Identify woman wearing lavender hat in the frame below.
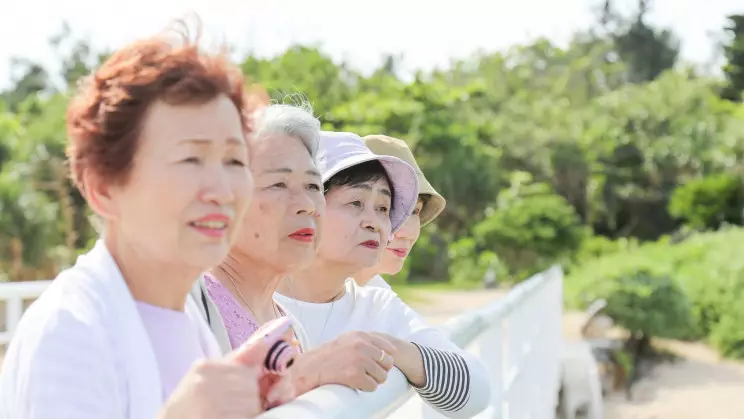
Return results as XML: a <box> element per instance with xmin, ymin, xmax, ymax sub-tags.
<box><xmin>275</xmin><ymin>131</ymin><xmax>490</xmax><ymax>418</ymax></box>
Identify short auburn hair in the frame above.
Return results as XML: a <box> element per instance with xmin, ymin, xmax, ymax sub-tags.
<box><xmin>66</xmin><ymin>19</ymin><xmax>266</xmax><ymax>191</ymax></box>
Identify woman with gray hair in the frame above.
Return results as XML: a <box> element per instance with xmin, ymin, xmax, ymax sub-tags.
<box><xmin>191</xmin><ymin>102</ymin><xmax>322</xmax><ymax>359</ymax></box>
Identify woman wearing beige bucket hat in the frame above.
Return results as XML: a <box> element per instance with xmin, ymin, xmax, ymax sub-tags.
<box><xmin>353</xmin><ymin>134</ymin><xmax>446</xmax><ymax>290</ymax></box>
<box><xmin>275</xmin><ymin>131</ymin><xmax>489</xmax><ymax>417</ymax></box>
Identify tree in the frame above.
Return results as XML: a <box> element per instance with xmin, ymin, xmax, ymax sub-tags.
<box><xmin>721</xmin><ymin>14</ymin><xmax>744</xmax><ymax>102</ymax></box>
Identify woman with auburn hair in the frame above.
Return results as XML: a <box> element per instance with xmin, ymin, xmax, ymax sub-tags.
<box><xmin>0</xmin><ymin>21</ymin><xmax>291</xmax><ymax>419</ymax></box>
<box><xmin>353</xmin><ymin>134</ymin><xmax>446</xmax><ymax>289</ymax></box>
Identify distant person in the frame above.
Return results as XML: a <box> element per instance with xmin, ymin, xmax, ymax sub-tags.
<box><xmin>275</xmin><ymin>131</ymin><xmax>490</xmax><ymax>418</ymax></box>
<box><xmin>0</xmin><ymin>20</ymin><xmax>290</xmax><ymax>419</ymax></box>
<box><xmin>352</xmin><ymin>135</ymin><xmax>446</xmax><ymax>290</ymax></box>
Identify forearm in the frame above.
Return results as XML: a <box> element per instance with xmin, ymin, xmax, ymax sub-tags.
<box><xmin>391</xmin><ymin>340</ymin><xmax>471</xmax><ymax>414</ymax></box>
<box><xmin>390</xmin><ymin>340</ymin><xmax>426</xmax><ymax>387</ymax></box>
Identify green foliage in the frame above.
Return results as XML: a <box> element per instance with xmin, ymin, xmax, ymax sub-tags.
<box><xmin>669</xmin><ymin>173</ymin><xmax>744</xmax><ymax>230</ymax></box>
<box><xmin>473</xmin><ymin>172</ymin><xmax>588</xmax><ymax>280</ymax></box>
<box><xmin>603</xmin><ymin>271</ymin><xmax>694</xmax><ymax>339</ymax></box>
<box><xmin>721</xmin><ymin>14</ymin><xmax>744</xmax><ymax>102</ymax></box>
<box><xmin>566</xmin><ymin>227</ymin><xmax>744</xmax><ymax>359</ymax></box>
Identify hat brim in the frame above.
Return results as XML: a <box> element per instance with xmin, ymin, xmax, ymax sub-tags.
<box><xmin>419</xmin><ymin>191</ymin><xmax>446</xmax><ymax>227</ymax></box>
<box><xmin>322</xmin><ymin>154</ymin><xmax>418</xmax><ymax>233</ymax></box>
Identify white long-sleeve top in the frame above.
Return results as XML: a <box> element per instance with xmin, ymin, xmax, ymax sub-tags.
<box><xmin>0</xmin><ymin>240</ymin><xmax>222</xmax><ymax>419</ymax></box>
<box><xmin>275</xmin><ymin>280</ymin><xmax>491</xmax><ymax>418</ymax></box>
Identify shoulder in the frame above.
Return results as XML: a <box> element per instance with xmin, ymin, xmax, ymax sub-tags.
<box><xmin>1</xmin><ymin>270</ymin><xmax>118</xmax><ymax>416</ymax></box>
<box><xmin>365</xmin><ymin>275</ymin><xmax>393</xmax><ymax>290</ymax></box>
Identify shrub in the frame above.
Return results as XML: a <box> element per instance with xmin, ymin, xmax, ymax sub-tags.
<box><xmin>566</xmin><ymin>227</ymin><xmax>744</xmax><ymax>359</ymax></box>
<box><xmin>473</xmin><ymin>172</ymin><xmax>588</xmax><ymax>281</ymax></box>
<box><xmin>669</xmin><ymin>173</ymin><xmax>744</xmax><ymax>230</ymax></box>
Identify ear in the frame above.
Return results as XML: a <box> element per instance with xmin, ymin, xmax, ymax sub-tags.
<box><xmin>82</xmin><ymin>170</ymin><xmax>120</xmax><ymax>222</ymax></box>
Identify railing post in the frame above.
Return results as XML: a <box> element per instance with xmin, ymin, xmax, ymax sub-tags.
<box><xmin>6</xmin><ymin>297</ymin><xmax>22</xmax><ymax>337</ymax></box>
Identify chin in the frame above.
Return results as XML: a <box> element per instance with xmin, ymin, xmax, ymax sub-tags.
<box><xmin>188</xmin><ymin>243</ymin><xmax>231</xmax><ymax>270</ymax></box>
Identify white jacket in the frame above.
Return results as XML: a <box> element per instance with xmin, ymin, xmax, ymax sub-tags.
<box><xmin>0</xmin><ymin>240</ymin><xmax>222</xmax><ymax>419</ymax></box>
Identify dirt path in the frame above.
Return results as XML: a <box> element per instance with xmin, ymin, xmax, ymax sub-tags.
<box><xmin>409</xmin><ymin>290</ymin><xmax>744</xmax><ymax>419</ymax></box>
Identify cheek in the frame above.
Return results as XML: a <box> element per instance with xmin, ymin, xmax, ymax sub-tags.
<box><xmin>232</xmin><ymin>169</ymin><xmax>254</xmax><ymax>216</ymax></box>
<box><xmin>238</xmin><ymin>196</ymin><xmax>281</xmax><ymax>247</ymax></box>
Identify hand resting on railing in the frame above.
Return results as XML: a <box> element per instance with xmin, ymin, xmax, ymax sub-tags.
<box><xmin>288</xmin><ymin>327</ymin><xmax>485</xmax><ymax>418</ymax></box>
<box><xmin>291</xmin><ymin>331</ymin><xmax>399</xmax><ymax>393</ymax></box>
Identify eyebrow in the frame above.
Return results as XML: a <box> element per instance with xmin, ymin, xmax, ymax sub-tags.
<box><xmin>179</xmin><ymin>137</ymin><xmax>244</xmax><ymax>146</ymax></box>
<box><xmin>351</xmin><ymin>183</ymin><xmax>392</xmax><ymax>197</ymax></box>
<box><xmin>264</xmin><ymin>167</ymin><xmax>321</xmax><ymax>177</ymax></box>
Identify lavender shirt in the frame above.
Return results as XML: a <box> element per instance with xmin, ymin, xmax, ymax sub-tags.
<box><xmin>204</xmin><ymin>274</ymin><xmax>293</xmax><ymax>350</ymax></box>
<box><xmin>136</xmin><ymin>302</ymin><xmax>205</xmax><ymax>400</ymax></box>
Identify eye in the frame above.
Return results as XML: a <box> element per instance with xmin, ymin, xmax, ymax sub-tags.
<box><xmin>349</xmin><ymin>200</ymin><xmax>362</xmax><ymax>208</ymax></box>
<box><xmin>307</xmin><ymin>183</ymin><xmax>321</xmax><ymax>192</ymax></box>
<box><xmin>271</xmin><ymin>182</ymin><xmax>288</xmax><ymax>188</ymax></box>
<box><xmin>378</xmin><ymin>205</ymin><xmax>390</xmax><ymax>214</ymax></box>
<box><xmin>181</xmin><ymin>157</ymin><xmax>200</xmax><ymax>164</ymax></box>
<box><xmin>227</xmin><ymin>158</ymin><xmax>246</xmax><ymax>167</ymax></box>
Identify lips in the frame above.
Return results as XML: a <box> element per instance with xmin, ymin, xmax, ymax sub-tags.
<box><xmin>189</xmin><ymin>213</ymin><xmax>230</xmax><ymax>238</ymax></box>
<box><xmin>360</xmin><ymin>240</ymin><xmax>380</xmax><ymax>249</ymax></box>
<box><xmin>387</xmin><ymin>248</ymin><xmax>408</xmax><ymax>258</ymax></box>
<box><xmin>288</xmin><ymin>228</ymin><xmax>315</xmax><ymax>243</ymax></box>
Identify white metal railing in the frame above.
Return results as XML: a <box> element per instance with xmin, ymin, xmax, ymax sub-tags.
<box><xmin>258</xmin><ymin>266</ymin><xmax>564</xmax><ymax>419</ymax></box>
<box><xmin>0</xmin><ymin>267</ymin><xmax>564</xmax><ymax>419</ymax></box>
<box><xmin>0</xmin><ymin>280</ymin><xmax>53</xmax><ymax>347</ymax></box>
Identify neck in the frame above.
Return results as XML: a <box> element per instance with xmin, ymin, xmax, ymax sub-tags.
<box><xmin>105</xmin><ymin>228</ymin><xmax>198</xmax><ymax>311</ymax></box>
<box><xmin>352</xmin><ymin>266</ymin><xmax>378</xmax><ymax>286</ymax></box>
<box><xmin>211</xmin><ymin>252</ymin><xmax>284</xmax><ymax>323</ymax></box>
<box><xmin>278</xmin><ymin>259</ymin><xmax>353</xmax><ymax>303</ymax></box>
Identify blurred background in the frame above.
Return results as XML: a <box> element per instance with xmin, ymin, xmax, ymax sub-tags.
<box><xmin>1</xmin><ymin>0</ymin><xmax>744</xmax><ymax>417</ymax></box>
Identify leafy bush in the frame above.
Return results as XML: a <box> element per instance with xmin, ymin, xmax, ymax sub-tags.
<box><xmin>603</xmin><ymin>271</ymin><xmax>695</xmax><ymax>339</ymax></box>
<box><xmin>566</xmin><ymin>227</ymin><xmax>744</xmax><ymax>358</ymax></box>
<box><xmin>473</xmin><ymin>172</ymin><xmax>588</xmax><ymax>281</ymax></box>
<box><xmin>447</xmin><ymin>237</ymin><xmax>506</xmax><ymax>286</ymax></box>
<box><xmin>669</xmin><ymin>173</ymin><xmax>744</xmax><ymax>229</ymax></box>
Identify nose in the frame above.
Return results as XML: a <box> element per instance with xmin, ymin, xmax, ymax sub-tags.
<box><xmin>201</xmin><ymin>165</ymin><xmax>237</xmax><ymax>206</ymax></box>
<box><xmin>361</xmin><ymin>208</ymin><xmax>381</xmax><ymax>233</ymax></box>
<box><xmin>292</xmin><ymin>190</ymin><xmax>320</xmax><ymax>217</ymax></box>
<box><xmin>395</xmin><ymin>219</ymin><xmax>416</xmax><ymax>241</ymax></box>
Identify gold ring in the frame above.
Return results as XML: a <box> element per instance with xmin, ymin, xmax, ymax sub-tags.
<box><xmin>378</xmin><ymin>350</ymin><xmax>386</xmax><ymax>363</ymax></box>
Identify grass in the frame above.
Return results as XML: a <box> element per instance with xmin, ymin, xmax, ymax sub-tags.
<box><xmin>390</xmin><ymin>280</ymin><xmax>482</xmax><ymax>304</ymax></box>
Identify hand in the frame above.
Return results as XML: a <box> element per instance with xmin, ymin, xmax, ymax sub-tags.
<box><xmin>370</xmin><ymin>333</ymin><xmax>426</xmax><ymax>388</ymax></box>
<box><xmin>291</xmin><ymin>331</ymin><xmax>398</xmax><ymax>394</ymax></box>
<box><xmin>244</xmin><ymin>318</ymin><xmax>299</xmax><ymax>410</ymax></box>
<box><xmin>158</xmin><ymin>341</ymin><xmax>265</xmax><ymax>419</ymax></box>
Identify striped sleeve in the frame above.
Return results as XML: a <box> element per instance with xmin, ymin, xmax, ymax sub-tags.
<box><xmin>410</xmin><ymin>343</ymin><xmax>471</xmax><ymax>412</ymax></box>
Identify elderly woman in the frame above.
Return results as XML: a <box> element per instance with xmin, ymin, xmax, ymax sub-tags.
<box><xmin>0</xmin><ymin>24</ymin><xmax>279</xmax><ymax>419</ymax></box>
<box><xmin>275</xmin><ymin>131</ymin><xmax>490</xmax><ymax>418</ymax></box>
<box><xmin>191</xmin><ymin>103</ymin><xmax>322</xmax><ymax>356</ymax></box>
<box><xmin>353</xmin><ymin>134</ymin><xmax>446</xmax><ymax>289</ymax></box>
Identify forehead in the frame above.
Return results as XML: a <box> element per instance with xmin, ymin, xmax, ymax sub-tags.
<box><xmin>138</xmin><ymin>95</ymin><xmax>245</xmax><ymax>150</ymax></box>
<box><xmin>250</xmin><ymin>133</ymin><xmax>315</xmax><ymax>168</ymax></box>
<box><xmin>330</xmin><ymin>178</ymin><xmax>391</xmax><ymax>197</ymax></box>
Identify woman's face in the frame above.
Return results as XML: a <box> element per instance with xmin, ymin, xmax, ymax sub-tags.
<box><xmin>232</xmin><ymin>132</ymin><xmax>325</xmax><ymax>271</ymax></box>
<box><xmin>377</xmin><ymin>198</ymin><xmax>423</xmax><ymax>274</ymax></box>
<box><xmin>103</xmin><ymin>95</ymin><xmax>253</xmax><ymax>270</ymax></box>
<box><xmin>318</xmin><ymin>176</ymin><xmax>393</xmax><ymax>271</ymax></box>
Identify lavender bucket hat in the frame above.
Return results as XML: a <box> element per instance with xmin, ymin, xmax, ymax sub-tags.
<box><xmin>317</xmin><ymin>131</ymin><xmax>419</xmax><ymax>233</ymax></box>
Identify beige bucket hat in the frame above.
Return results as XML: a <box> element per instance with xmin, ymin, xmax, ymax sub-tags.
<box><xmin>362</xmin><ymin>135</ymin><xmax>446</xmax><ymax>226</ymax></box>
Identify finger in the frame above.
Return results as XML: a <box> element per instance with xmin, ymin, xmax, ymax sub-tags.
<box><xmin>228</xmin><ymin>338</ymin><xmax>269</xmax><ymax>367</ymax></box>
<box><xmin>377</xmin><ymin>352</ymin><xmax>395</xmax><ymax>371</ymax></box>
<box><xmin>367</xmin><ymin>334</ymin><xmax>397</xmax><ymax>354</ymax></box>
<box><xmin>364</xmin><ymin>360</ymin><xmax>389</xmax><ymax>384</ymax></box>
<box><xmin>359</xmin><ymin>342</ymin><xmax>394</xmax><ymax>370</ymax></box>
<box><xmin>357</xmin><ymin>373</ymin><xmax>380</xmax><ymax>392</ymax></box>
<box><xmin>266</xmin><ymin>376</ymin><xmax>296</xmax><ymax>408</ymax></box>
